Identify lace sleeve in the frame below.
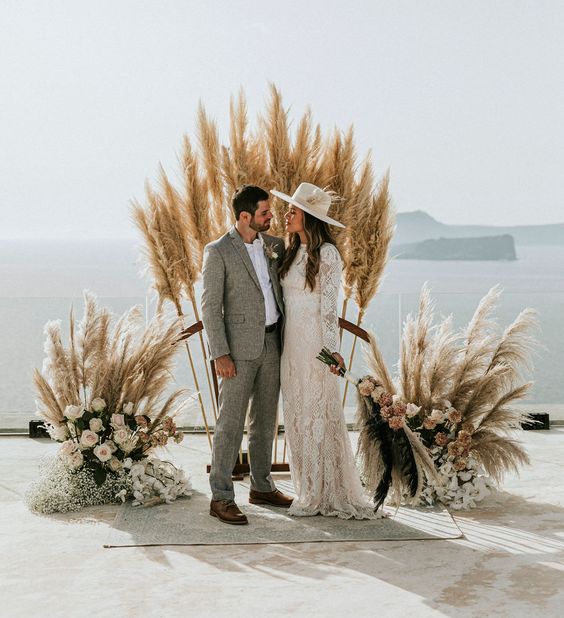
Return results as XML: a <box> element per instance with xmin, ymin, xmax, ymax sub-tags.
<box><xmin>319</xmin><ymin>244</ymin><xmax>342</xmax><ymax>352</ymax></box>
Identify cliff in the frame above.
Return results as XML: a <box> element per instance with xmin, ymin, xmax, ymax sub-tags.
<box><xmin>393</xmin><ymin>211</ymin><xmax>564</xmax><ymax>246</ymax></box>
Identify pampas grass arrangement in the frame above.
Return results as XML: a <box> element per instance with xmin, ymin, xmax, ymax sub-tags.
<box><xmin>358</xmin><ymin>285</ymin><xmax>538</xmax><ymax>508</ymax></box>
<box><xmin>132</xmin><ymin>179</ymin><xmax>217</xmax><ymax>440</ymax></box>
<box><xmin>35</xmin><ymin>291</ymin><xmax>186</xmax><ymax>435</ymax></box>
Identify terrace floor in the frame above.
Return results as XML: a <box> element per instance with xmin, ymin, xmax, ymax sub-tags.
<box><xmin>1</xmin><ymin>429</ymin><xmax>564</xmax><ymax>617</ymax></box>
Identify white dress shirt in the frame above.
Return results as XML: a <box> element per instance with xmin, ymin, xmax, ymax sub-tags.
<box><xmin>244</xmin><ymin>235</ymin><xmax>280</xmax><ymax>327</ymax></box>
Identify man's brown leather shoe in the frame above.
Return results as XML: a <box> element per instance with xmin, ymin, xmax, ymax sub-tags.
<box><xmin>248</xmin><ymin>488</ymin><xmax>294</xmax><ymax>508</ymax></box>
<box><xmin>209</xmin><ymin>499</ymin><xmax>249</xmax><ymax>525</ymax></box>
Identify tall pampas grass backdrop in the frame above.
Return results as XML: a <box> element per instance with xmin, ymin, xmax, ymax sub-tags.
<box><xmin>133</xmin><ymin>84</ymin><xmax>395</xmax><ymax>448</ymax></box>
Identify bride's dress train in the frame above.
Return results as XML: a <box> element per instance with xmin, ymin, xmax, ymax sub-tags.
<box><xmin>280</xmin><ymin>243</ymin><xmax>378</xmax><ymax>519</ymax></box>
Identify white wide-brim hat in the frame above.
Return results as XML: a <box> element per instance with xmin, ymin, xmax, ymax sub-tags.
<box><xmin>270</xmin><ymin>182</ymin><xmax>345</xmax><ymax>228</ymax></box>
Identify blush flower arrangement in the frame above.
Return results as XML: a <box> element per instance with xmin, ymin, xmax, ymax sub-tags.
<box><xmin>317</xmin><ymin>348</ymin><xmax>437</xmax><ymax>511</ymax></box>
<box><xmin>27</xmin><ymin>291</ymin><xmax>193</xmax><ymax>513</ymax></box>
<box><xmin>334</xmin><ymin>285</ymin><xmax>538</xmax><ymax>510</ymax></box>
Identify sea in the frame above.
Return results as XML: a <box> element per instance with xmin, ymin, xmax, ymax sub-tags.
<box><xmin>1</xmin><ymin>239</ymin><xmax>563</xmax><ymax>428</ymax></box>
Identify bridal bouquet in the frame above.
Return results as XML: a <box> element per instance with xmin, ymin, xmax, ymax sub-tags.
<box><xmin>27</xmin><ymin>291</ymin><xmax>192</xmax><ymax>513</ymax></box>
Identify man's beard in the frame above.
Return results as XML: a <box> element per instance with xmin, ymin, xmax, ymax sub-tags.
<box><xmin>249</xmin><ymin>218</ymin><xmax>271</xmax><ymax>233</ymax></box>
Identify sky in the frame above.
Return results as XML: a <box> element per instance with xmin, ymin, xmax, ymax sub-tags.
<box><xmin>1</xmin><ymin>0</ymin><xmax>563</xmax><ymax>239</ymax></box>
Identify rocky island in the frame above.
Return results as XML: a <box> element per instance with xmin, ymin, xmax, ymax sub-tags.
<box><xmin>394</xmin><ymin>234</ymin><xmax>517</xmax><ymax>261</ymax></box>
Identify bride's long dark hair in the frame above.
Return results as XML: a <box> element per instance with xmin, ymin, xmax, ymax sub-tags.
<box><xmin>278</xmin><ymin>211</ymin><xmax>339</xmax><ymax>292</ymax></box>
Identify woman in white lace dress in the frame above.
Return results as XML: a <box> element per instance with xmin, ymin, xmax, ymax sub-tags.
<box><xmin>270</xmin><ymin>183</ymin><xmax>378</xmax><ymax>519</ymax></box>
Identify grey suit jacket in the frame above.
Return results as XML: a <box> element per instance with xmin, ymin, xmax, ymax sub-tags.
<box><xmin>201</xmin><ymin>227</ymin><xmax>285</xmax><ymax>361</ymax></box>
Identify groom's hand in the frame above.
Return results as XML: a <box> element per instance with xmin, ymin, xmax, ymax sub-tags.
<box><xmin>215</xmin><ymin>354</ymin><xmax>237</xmax><ymax>379</ymax></box>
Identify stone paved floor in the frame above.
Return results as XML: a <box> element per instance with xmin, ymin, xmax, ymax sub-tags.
<box><xmin>1</xmin><ymin>430</ymin><xmax>564</xmax><ymax>618</ymax></box>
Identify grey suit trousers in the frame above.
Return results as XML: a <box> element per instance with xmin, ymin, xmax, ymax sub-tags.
<box><xmin>209</xmin><ymin>328</ymin><xmax>280</xmax><ymax>501</ymax></box>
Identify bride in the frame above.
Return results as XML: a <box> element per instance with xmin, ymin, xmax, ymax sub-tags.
<box><xmin>270</xmin><ymin>183</ymin><xmax>379</xmax><ymax>519</ymax></box>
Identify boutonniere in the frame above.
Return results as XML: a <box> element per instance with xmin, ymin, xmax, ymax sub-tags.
<box><xmin>263</xmin><ymin>243</ymin><xmax>279</xmax><ymax>261</ymax></box>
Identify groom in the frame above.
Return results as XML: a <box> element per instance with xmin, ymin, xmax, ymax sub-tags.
<box><xmin>201</xmin><ymin>185</ymin><xmax>293</xmax><ymax>525</ymax></box>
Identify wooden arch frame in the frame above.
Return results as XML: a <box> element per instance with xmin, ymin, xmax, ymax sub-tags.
<box><xmin>177</xmin><ymin>318</ymin><xmax>369</xmax><ymax>474</ymax></box>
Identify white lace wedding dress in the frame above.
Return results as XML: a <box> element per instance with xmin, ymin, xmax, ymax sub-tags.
<box><xmin>280</xmin><ymin>243</ymin><xmax>377</xmax><ymax>519</ymax></box>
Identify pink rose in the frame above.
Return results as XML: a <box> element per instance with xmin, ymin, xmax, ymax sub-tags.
<box><xmin>434</xmin><ymin>432</ymin><xmax>449</xmax><ymax>447</ymax></box>
<box><xmin>93</xmin><ymin>443</ymin><xmax>112</xmax><ymax>462</ymax></box>
<box><xmin>79</xmin><ymin>429</ymin><xmax>99</xmax><ymax>449</ymax></box>
<box><xmin>135</xmin><ymin>415</ymin><xmax>148</xmax><ymax>428</ymax></box>
<box><xmin>380</xmin><ymin>406</ymin><xmax>393</xmax><ymax>420</ymax></box>
<box><xmin>392</xmin><ymin>402</ymin><xmax>407</xmax><ymax>417</ymax></box>
<box><xmin>448</xmin><ymin>408</ymin><xmax>462</xmax><ymax>424</ymax></box>
<box><xmin>371</xmin><ymin>386</ymin><xmax>385</xmax><ymax>402</ymax></box>
<box><xmin>423</xmin><ymin>417</ymin><xmax>437</xmax><ymax>430</ymax></box>
<box><xmin>111</xmin><ymin>414</ymin><xmax>125</xmax><ymax>428</ymax></box>
<box><xmin>457</xmin><ymin>430</ymin><xmax>472</xmax><ymax>446</ymax></box>
<box><xmin>60</xmin><ymin>439</ymin><xmax>78</xmax><ymax>456</ymax></box>
<box><xmin>68</xmin><ymin>451</ymin><xmax>84</xmax><ymax>469</ymax></box>
<box><xmin>453</xmin><ymin>458</ymin><xmax>468</xmax><ymax>472</ymax></box>
<box><xmin>379</xmin><ymin>393</ymin><xmax>394</xmax><ymax>407</ymax></box>
<box><xmin>388</xmin><ymin>416</ymin><xmax>405</xmax><ymax>431</ymax></box>
<box><xmin>64</xmin><ymin>405</ymin><xmax>84</xmax><ymax>421</ymax></box>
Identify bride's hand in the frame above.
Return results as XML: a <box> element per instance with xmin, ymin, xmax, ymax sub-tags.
<box><xmin>329</xmin><ymin>352</ymin><xmax>345</xmax><ymax>375</ymax></box>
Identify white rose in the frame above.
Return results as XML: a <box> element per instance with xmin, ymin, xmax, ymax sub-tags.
<box><xmin>89</xmin><ymin>418</ymin><xmax>104</xmax><ymax>433</ymax></box>
<box><xmin>430</xmin><ymin>408</ymin><xmax>445</xmax><ymax>422</ymax></box>
<box><xmin>91</xmin><ymin>397</ymin><xmax>106</xmax><ymax>412</ymax></box>
<box><xmin>79</xmin><ymin>429</ymin><xmax>99</xmax><ymax>449</ymax></box>
<box><xmin>48</xmin><ymin>423</ymin><xmax>70</xmax><ymax>441</ymax></box>
<box><xmin>69</xmin><ymin>451</ymin><xmax>84</xmax><ymax>469</ymax></box>
<box><xmin>111</xmin><ymin>414</ymin><xmax>125</xmax><ymax>428</ymax></box>
<box><xmin>108</xmin><ymin>457</ymin><xmax>123</xmax><ymax>472</ymax></box>
<box><xmin>93</xmin><ymin>443</ymin><xmax>113</xmax><ymax>462</ymax></box>
<box><xmin>123</xmin><ymin>457</ymin><xmax>133</xmax><ymax>469</ymax></box>
<box><xmin>406</xmin><ymin>403</ymin><xmax>422</xmax><ymax>418</ymax></box>
<box><xmin>64</xmin><ymin>404</ymin><xmax>84</xmax><ymax>420</ymax></box>
<box><xmin>123</xmin><ymin>402</ymin><xmax>134</xmax><ymax>415</ymax></box>
<box><xmin>105</xmin><ymin>440</ymin><xmax>118</xmax><ymax>453</ymax></box>
<box><xmin>113</xmin><ymin>428</ymin><xmax>130</xmax><ymax>444</ymax></box>
<box><xmin>60</xmin><ymin>439</ymin><xmax>78</xmax><ymax>455</ymax></box>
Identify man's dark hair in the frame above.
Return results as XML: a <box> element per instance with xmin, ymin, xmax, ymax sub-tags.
<box><xmin>231</xmin><ymin>185</ymin><xmax>269</xmax><ymax>220</ymax></box>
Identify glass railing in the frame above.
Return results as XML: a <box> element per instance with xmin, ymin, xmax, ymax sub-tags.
<box><xmin>1</xmin><ymin>291</ymin><xmax>563</xmax><ymax>431</ymax></box>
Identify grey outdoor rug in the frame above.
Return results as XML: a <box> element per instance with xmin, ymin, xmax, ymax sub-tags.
<box><xmin>105</xmin><ymin>478</ymin><xmax>462</xmax><ymax>547</ymax></box>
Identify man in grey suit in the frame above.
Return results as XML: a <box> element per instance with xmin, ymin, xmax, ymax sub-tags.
<box><xmin>202</xmin><ymin>185</ymin><xmax>293</xmax><ymax>525</ymax></box>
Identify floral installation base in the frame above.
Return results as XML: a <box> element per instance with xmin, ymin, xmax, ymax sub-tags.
<box><xmin>26</xmin><ymin>453</ymin><xmax>192</xmax><ymax>514</ymax></box>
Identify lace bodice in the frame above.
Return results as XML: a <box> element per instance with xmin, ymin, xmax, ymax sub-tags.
<box><xmin>280</xmin><ymin>243</ymin><xmax>378</xmax><ymax>520</ymax></box>
<box><xmin>281</xmin><ymin>243</ymin><xmax>341</xmax><ymax>351</ymax></box>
